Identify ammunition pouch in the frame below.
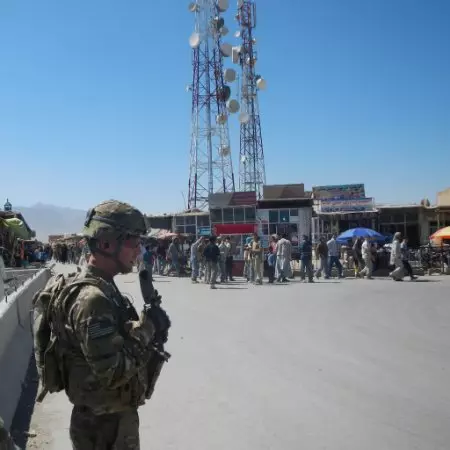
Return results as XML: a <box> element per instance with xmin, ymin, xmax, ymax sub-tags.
<box><xmin>42</xmin><ymin>335</ymin><xmax>65</xmax><ymax>394</ymax></box>
<box><xmin>145</xmin><ymin>350</ymin><xmax>166</xmax><ymax>400</ymax></box>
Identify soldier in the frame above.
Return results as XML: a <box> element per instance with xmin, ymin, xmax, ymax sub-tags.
<box><xmin>0</xmin><ymin>416</ymin><xmax>20</xmax><ymax>450</ymax></box>
<box><xmin>35</xmin><ymin>200</ymin><xmax>170</xmax><ymax>449</ymax></box>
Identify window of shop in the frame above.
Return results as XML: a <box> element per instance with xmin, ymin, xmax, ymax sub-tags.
<box><xmin>175</xmin><ymin>216</ymin><xmax>185</xmax><ymax>226</ymax></box>
<box><xmin>269</xmin><ymin>210</ymin><xmax>279</xmax><ymax>223</ymax></box>
<box><xmin>234</xmin><ymin>207</ymin><xmax>245</xmax><ymax>223</ymax></box>
<box><xmin>245</xmin><ymin>207</ymin><xmax>256</xmax><ymax>222</ymax></box>
<box><xmin>173</xmin><ymin>215</ymin><xmax>210</xmax><ymax>235</ymax></box>
<box><xmin>197</xmin><ymin>215</ymin><xmax>210</xmax><ymax>227</ymax></box>
<box><xmin>210</xmin><ymin>207</ymin><xmax>256</xmax><ymax>225</ymax></box>
<box><xmin>280</xmin><ymin>210</ymin><xmax>290</xmax><ymax>223</ymax></box>
<box><xmin>210</xmin><ymin>209</ymin><xmax>222</xmax><ymax>223</ymax></box>
<box><xmin>404</xmin><ymin>211</ymin><xmax>418</xmax><ymax>223</ymax></box>
<box><xmin>290</xmin><ymin>209</ymin><xmax>298</xmax><ymax>217</ymax></box>
<box><xmin>429</xmin><ymin>221</ymin><xmax>439</xmax><ymax>236</ymax></box>
<box><xmin>392</xmin><ymin>214</ymin><xmax>404</xmax><ymax>223</ymax></box>
<box><xmin>223</xmin><ymin>208</ymin><xmax>234</xmax><ymax>223</ymax></box>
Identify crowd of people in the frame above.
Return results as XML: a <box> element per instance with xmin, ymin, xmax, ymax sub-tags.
<box><xmin>52</xmin><ymin>242</ymin><xmax>83</xmax><ymax>265</ymax></box>
<box><xmin>138</xmin><ymin>231</ymin><xmax>419</xmax><ymax>289</ymax></box>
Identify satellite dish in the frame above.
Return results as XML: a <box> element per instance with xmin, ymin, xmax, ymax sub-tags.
<box><xmin>223</xmin><ymin>68</ymin><xmax>236</xmax><ymax>83</ymax></box>
<box><xmin>220</xmin><ymin>43</ymin><xmax>232</xmax><ymax>57</ymax></box>
<box><xmin>252</xmin><ymin>38</ymin><xmax>257</xmax><ymax>45</ymax></box>
<box><xmin>246</xmin><ymin>56</ymin><xmax>256</xmax><ymax>66</ymax></box>
<box><xmin>256</xmin><ymin>77</ymin><xmax>267</xmax><ymax>90</ymax></box>
<box><xmin>237</xmin><ymin>0</ymin><xmax>244</xmax><ymax>7</ymax></box>
<box><xmin>214</xmin><ymin>16</ymin><xmax>225</xmax><ymax>30</ymax></box>
<box><xmin>240</xmin><ymin>155</ymin><xmax>247</xmax><ymax>163</ymax></box>
<box><xmin>234</xmin><ymin>30</ymin><xmax>241</xmax><ymax>38</ymax></box>
<box><xmin>218</xmin><ymin>85</ymin><xmax>231</xmax><ymax>102</ymax></box>
<box><xmin>185</xmin><ymin>84</ymin><xmax>192</xmax><ymax>92</ymax></box>
<box><xmin>216</xmin><ymin>113</ymin><xmax>228</xmax><ymax>125</ymax></box>
<box><xmin>232</xmin><ymin>46</ymin><xmax>241</xmax><ymax>64</ymax></box>
<box><xmin>239</xmin><ymin>112</ymin><xmax>250</xmax><ymax>124</ymax></box>
<box><xmin>188</xmin><ymin>2</ymin><xmax>199</xmax><ymax>12</ymax></box>
<box><xmin>218</xmin><ymin>0</ymin><xmax>229</xmax><ymax>12</ymax></box>
<box><xmin>227</xmin><ymin>99</ymin><xmax>240</xmax><ymax>114</ymax></box>
<box><xmin>220</xmin><ymin>26</ymin><xmax>229</xmax><ymax>36</ymax></box>
<box><xmin>189</xmin><ymin>32</ymin><xmax>201</xmax><ymax>49</ymax></box>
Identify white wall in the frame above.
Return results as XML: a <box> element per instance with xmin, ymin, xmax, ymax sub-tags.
<box><xmin>0</xmin><ymin>267</ymin><xmax>52</xmax><ymax>430</ymax></box>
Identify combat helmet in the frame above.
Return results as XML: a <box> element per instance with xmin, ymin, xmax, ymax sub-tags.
<box><xmin>83</xmin><ymin>200</ymin><xmax>147</xmax><ymax>240</ymax></box>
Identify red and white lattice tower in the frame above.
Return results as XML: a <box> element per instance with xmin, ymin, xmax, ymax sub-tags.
<box><xmin>187</xmin><ymin>0</ymin><xmax>238</xmax><ymax>209</ymax></box>
<box><xmin>236</xmin><ymin>0</ymin><xmax>266</xmax><ymax>198</ymax></box>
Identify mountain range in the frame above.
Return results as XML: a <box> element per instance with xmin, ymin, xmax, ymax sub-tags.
<box><xmin>16</xmin><ymin>203</ymin><xmax>87</xmax><ymax>241</ymax></box>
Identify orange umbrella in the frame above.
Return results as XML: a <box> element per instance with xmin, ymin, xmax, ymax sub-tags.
<box><xmin>430</xmin><ymin>226</ymin><xmax>450</xmax><ymax>242</ymax></box>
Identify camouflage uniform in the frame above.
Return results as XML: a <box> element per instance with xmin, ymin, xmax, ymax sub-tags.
<box><xmin>0</xmin><ymin>417</ymin><xmax>19</xmax><ymax>450</ymax></box>
<box><xmin>49</xmin><ymin>201</ymin><xmax>157</xmax><ymax>450</ymax></box>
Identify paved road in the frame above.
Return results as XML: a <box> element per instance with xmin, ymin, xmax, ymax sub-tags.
<box><xmin>23</xmin><ymin>265</ymin><xmax>450</xmax><ymax>449</ymax></box>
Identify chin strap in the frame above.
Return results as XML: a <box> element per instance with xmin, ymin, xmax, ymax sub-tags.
<box><xmin>91</xmin><ymin>236</ymin><xmax>130</xmax><ymax>274</ymax></box>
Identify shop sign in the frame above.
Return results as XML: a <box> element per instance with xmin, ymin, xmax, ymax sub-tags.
<box><xmin>313</xmin><ymin>184</ymin><xmax>365</xmax><ymax>200</ymax></box>
<box><xmin>198</xmin><ymin>227</ymin><xmax>211</xmax><ymax>236</ymax></box>
<box><xmin>319</xmin><ymin>198</ymin><xmax>374</xmax><ymax>213</ymax></box>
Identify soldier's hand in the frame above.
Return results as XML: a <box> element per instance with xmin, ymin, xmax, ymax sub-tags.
<box><xmin>125</xmin><ymin>317</ymin><xmax>155</xmax><ymax>348</ymax></box>
<box><xmin>150</xmin><ymin>289</ymin><xmax>162</xmax><ymax>305</ymax></box>
<box><xmin>144</xmin><ymin>306</ymin><xmax>171</xmax><ymax>339</ymax></box>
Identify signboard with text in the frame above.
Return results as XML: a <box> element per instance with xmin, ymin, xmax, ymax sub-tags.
<box><xmin>319</xmin><ymin>198</ymin><xmax>374</xmax><ymax>213</ymax></box>
<box><xmin>312</xmin><ymin>184</ymin><xmax>365</xmax><ymax>200</ymax></box>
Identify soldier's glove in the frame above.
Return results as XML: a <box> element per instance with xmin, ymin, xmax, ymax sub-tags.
<box><xmin>124</xmin><ymin>316</ymin><xmax>155</xmax><ymax>348</ymax></box>
<box><xmin>144</xmin><ymin>305</ymin><xmax>171</xmax><ymax>344</ymax></box>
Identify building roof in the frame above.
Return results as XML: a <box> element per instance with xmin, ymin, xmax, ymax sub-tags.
<box><xmin>376</xmin><ymin>203</ymin><xmax>431</xmax><ymax>209</ymax></box>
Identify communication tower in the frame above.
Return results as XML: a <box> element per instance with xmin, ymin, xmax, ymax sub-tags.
<box><xmin>187</xmin><ymin>0</ymin><xmax>238</xmax><ymax>209</ymax></box>
<box><xmin>235</xmin><ymin>0</ymin><xmax>267</xmax><ymax>198</ymax></box>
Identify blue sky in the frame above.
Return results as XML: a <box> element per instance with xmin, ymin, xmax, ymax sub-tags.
<box><xmin>1</xmin><ymin>0</ymin><xmax>449</xmax><ymax>213</ymax></box>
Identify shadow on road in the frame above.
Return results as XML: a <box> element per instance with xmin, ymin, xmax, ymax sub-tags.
<box><xmin>218</xmin><ymin>286</ymin><xmax>248</xmax><ymax>290</ymax></box>
<box><xmin>413</xmin><ymin>279</ymin><xmax>441</xmax><ymax>283</ymax></box>
<box><xmin>10</xmin><ymin>355</ymin><xmax>39</xmax><ymax>449</ymax></box>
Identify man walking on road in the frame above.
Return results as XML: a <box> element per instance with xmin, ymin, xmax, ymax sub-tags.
<box><xmin>390</xmin><ymin>232</ymin><xmax>405</xmax><ymax>281</ymax></box>
<box><xmin>326</xmin><ymin>234</ymin><xmax>343</xmax><ymax>279</ymax></box>
<box><xmin>203</xmin><ymin>236</ymin><xmax>220</xmax><ymax>289</ymax></box>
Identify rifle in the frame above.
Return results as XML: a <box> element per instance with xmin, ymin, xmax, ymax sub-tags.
<box><xmin>139</xmin><ymin>269</ymin><xmax>171</xmax><ymax>399</ymax></box>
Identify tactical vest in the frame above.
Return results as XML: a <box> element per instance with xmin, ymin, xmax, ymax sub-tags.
<box><xmin>32</xmin><ymin>272</ymin><xmax>115</xmax><ymax>399</ymax></box>
<box><xmin>32</xmin><ymin>271</ymin><xmax>140</xmax><ymax>403</ymax></box>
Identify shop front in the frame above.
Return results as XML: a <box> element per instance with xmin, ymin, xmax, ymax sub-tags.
<box><xmin>256</xmin><ymin>198</ymin><xmax>313</xmax><ymax>257</ymax></box>
<box><xmin>312</xmin><ymin>184</ymin><xmax>378</xmax><ymax>241</ymax></box>
<box><xmin>209</xmin><ymin>191</ymin><xmax>258</xmax><ymax>276</ymax></box>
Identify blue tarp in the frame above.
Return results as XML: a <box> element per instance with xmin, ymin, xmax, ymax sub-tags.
<box><xmin>337</xmin><ymin>227</ymin><xmax>385</xmax><ymax>243</ymax></box>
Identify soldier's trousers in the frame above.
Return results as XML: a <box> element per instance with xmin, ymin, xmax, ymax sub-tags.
<box><xmin>70</xmin><ymin>406</ymin><xmax>140</xmax><ymax>450</ymax></box>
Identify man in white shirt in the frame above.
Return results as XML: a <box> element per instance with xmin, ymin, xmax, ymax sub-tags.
<box><xmin>276</xmin><ymin>234</ymin><xmax>291</xmax><ymax>282</ymax></box>
<box><xmin>390</xmin><ymin>232</ymin><xmax>404</xmax><ymax>281</ymax></box>
<box><xmin>360</xmin><ymin>236</ymin><xmax>373</xmax><ymax>279</ymax></box>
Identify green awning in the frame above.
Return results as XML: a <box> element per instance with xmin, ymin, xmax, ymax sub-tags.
<box><xmin>5</xmin><ymin>218</ymin><xmax>31</xmax><ymax>240</ymax></box>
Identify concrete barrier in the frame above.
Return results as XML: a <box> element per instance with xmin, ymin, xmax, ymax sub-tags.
<box><xmin>0</xmin><ymin>267</ymin><xmax>52</xmax><ymax>430</ymax></box>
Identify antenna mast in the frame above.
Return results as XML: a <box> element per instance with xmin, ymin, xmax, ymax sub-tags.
<box><xmin>187</xmin><ymin>0</ymin><xmax>237</xmax><ymax>209</ymax></box>
<box><xmin>236</xmin><ymin>0</ymin><xmax>266</xmax><ymax>198</ymax></box>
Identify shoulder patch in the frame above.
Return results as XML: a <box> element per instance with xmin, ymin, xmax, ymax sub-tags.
<box><xmin>87</xmin><ymin>319</ymin><xmax>116</xmax><ymax>340</ymax></box>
